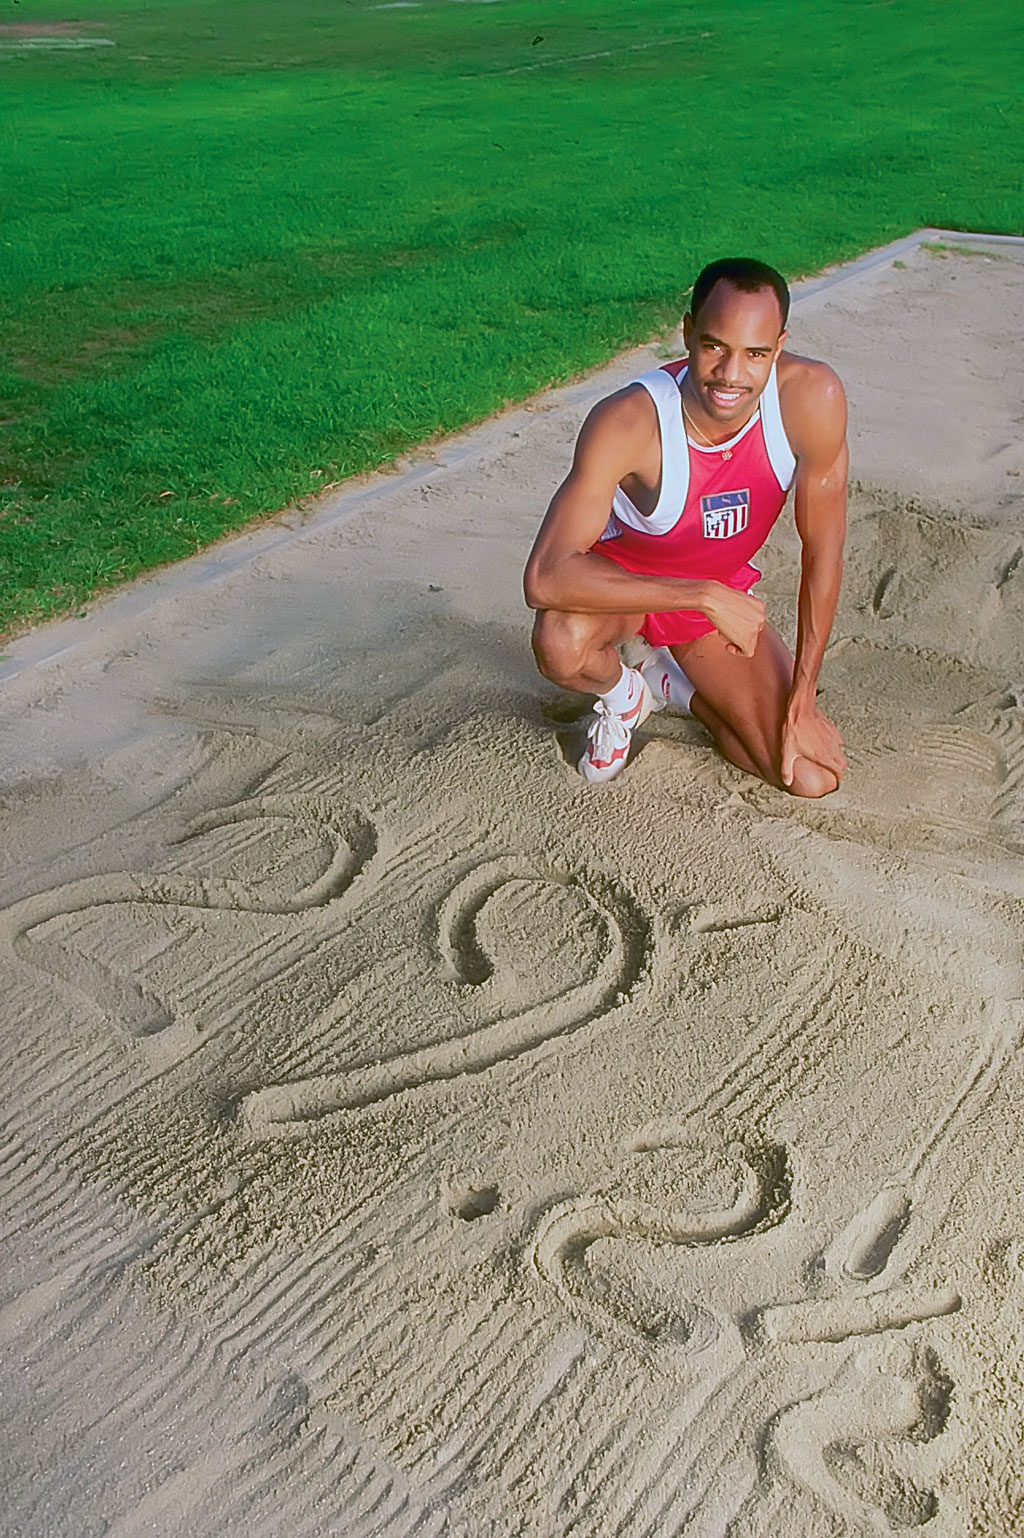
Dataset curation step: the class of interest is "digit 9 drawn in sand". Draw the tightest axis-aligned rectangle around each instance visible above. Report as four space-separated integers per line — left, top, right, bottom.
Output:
241 856 653 1137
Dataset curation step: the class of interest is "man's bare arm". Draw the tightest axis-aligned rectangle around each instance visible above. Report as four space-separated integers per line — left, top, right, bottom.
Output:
780 360 849 784
524 388 765 656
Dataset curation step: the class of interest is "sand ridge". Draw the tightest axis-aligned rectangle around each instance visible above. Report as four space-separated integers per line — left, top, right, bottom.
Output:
1 238 1024 1536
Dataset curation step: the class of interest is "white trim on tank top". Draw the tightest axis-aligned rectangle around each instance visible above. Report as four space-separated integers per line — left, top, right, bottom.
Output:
606 363 797 538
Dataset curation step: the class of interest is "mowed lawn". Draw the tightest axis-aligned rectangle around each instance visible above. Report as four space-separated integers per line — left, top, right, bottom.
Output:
1 0 1020 633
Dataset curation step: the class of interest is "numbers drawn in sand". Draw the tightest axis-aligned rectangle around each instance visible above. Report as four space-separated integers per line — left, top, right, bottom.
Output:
517 920 975 1532
242 857 653 1137
525 1127 963 1534
0 742 1002 1538
529 1135 960 1352
530 1138 792 1359
0 787 657 1128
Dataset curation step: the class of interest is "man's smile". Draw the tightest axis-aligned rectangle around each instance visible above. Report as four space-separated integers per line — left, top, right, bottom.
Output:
706 384 751 408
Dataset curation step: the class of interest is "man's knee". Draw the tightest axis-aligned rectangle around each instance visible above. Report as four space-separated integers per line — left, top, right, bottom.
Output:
531 610 599 687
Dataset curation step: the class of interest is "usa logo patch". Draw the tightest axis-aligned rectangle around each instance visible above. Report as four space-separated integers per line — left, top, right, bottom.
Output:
701 490 750 540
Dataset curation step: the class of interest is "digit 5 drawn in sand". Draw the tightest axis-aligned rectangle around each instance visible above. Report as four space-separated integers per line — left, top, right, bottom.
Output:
529 1139 791 1359
0 794 378 1040
241 858 653 1138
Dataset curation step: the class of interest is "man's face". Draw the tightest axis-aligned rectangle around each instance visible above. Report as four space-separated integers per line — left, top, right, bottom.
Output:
682 281 787 426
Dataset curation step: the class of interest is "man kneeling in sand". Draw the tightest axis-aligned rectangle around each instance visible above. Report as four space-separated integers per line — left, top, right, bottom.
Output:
524 257 848 797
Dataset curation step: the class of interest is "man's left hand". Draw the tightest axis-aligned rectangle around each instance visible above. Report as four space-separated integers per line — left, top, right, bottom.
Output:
781 699 847 788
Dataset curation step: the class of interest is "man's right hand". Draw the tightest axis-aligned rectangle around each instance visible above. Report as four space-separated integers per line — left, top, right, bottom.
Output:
703 584 766 657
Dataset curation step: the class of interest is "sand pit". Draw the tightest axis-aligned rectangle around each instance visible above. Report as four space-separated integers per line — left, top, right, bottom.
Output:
2 235 1023 1536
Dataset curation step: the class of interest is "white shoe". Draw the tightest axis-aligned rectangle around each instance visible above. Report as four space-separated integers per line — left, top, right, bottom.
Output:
640 647 695 714
578 669 661 783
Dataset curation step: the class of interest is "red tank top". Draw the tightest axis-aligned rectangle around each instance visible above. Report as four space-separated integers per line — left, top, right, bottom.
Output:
594 358 796 589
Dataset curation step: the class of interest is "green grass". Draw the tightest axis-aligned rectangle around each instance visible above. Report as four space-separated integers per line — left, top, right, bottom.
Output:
1 0 1021 633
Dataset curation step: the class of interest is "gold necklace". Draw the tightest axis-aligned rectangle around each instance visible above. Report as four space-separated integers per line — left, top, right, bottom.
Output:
681 399 732 461
681 381 754 463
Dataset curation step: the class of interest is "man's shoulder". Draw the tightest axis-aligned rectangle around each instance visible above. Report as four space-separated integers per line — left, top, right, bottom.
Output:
585 376 661 442
776 351 847 461
778 348 842 390
566 374 663 483
777 350 845 411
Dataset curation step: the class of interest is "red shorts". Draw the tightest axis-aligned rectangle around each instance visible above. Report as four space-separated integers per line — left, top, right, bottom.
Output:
640 607 717 647
638 571 760 649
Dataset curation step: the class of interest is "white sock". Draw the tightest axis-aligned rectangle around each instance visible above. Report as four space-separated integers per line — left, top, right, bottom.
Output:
598 663 640 714
643 647 695 712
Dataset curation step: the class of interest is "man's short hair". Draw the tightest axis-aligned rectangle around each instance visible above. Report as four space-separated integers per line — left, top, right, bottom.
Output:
690 258 790 331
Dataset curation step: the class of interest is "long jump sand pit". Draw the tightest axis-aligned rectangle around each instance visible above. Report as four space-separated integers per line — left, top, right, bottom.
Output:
2 237 1023 1537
